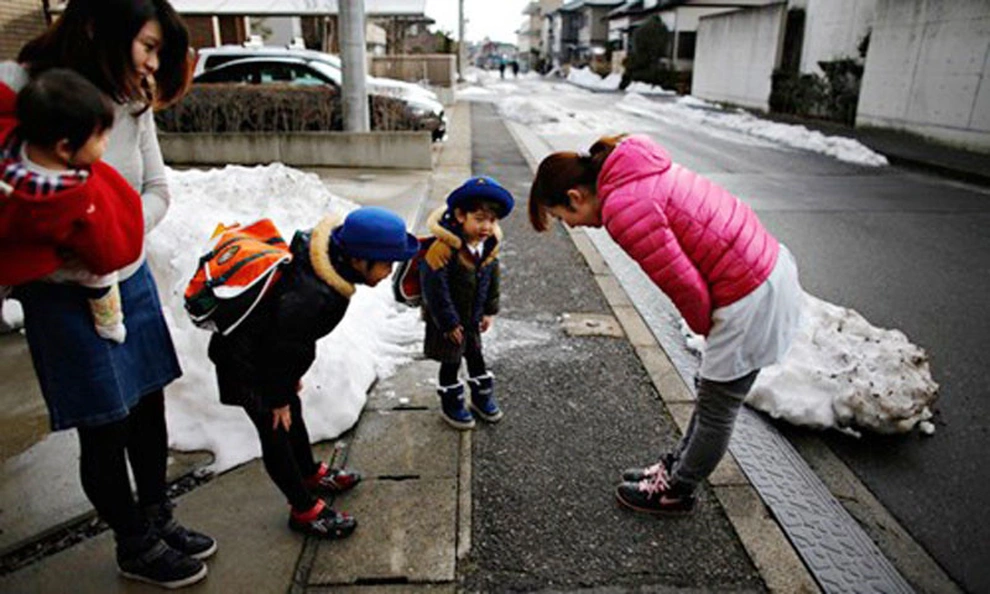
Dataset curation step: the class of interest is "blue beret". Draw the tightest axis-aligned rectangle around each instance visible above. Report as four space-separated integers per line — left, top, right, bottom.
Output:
446 176 514 218
331 206 419 261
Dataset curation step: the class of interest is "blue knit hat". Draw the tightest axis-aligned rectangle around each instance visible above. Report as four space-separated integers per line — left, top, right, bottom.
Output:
446 176 514 218
331 207 419 261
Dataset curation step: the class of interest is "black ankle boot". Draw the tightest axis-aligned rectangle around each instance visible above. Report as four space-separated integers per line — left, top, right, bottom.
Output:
146 500 218 560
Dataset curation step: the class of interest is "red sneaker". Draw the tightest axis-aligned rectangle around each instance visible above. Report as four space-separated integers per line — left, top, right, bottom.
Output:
304 462 362 494
288 500 357 539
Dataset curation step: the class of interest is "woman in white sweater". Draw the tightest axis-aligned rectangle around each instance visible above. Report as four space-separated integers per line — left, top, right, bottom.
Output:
1 0 214 588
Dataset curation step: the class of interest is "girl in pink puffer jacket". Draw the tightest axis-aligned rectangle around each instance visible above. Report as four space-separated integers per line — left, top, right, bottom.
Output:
529 134 803 515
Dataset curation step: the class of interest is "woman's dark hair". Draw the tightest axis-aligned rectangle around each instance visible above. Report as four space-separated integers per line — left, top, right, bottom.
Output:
16 68 115 152
528 134 626 231
18 0 191 109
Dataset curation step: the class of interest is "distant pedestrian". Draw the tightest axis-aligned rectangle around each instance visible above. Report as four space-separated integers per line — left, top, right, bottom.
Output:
0 68 144 346
420 177 514 430
499 58 506 79
207 207 418 538
511 59 520 78
528 134 804 514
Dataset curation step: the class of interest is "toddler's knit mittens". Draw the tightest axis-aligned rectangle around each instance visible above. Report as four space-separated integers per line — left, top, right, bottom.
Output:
90 283 127 344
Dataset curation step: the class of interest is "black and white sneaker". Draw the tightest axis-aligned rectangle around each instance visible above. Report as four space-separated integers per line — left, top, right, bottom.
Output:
288 500 357 540
118 540 207 589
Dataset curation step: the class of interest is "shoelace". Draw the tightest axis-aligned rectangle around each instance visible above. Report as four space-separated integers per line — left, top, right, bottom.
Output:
637 462 671 495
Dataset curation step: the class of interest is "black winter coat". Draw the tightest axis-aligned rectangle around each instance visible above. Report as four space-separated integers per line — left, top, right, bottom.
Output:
208 215 357 410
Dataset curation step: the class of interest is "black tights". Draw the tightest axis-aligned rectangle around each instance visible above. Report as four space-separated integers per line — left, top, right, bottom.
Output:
77 390 168 538
242 394 320 512
439 348 487 386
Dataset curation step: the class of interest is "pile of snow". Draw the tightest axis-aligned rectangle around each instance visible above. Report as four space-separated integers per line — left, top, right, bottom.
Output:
625 81 675 96
566 67 675 96
567 66 622 91
147 164 422 472
685 293 939 435
618 93 888 167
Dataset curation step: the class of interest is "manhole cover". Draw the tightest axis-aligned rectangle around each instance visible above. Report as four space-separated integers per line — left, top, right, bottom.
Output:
560 313 624 338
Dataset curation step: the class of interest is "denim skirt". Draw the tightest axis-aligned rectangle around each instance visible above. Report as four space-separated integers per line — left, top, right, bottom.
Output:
15 262 182 430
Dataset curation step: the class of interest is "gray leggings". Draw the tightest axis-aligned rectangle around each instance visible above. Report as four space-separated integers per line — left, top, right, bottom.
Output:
670 370 760 491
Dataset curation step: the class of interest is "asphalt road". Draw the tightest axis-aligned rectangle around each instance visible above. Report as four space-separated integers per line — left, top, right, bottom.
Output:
472 75 990 592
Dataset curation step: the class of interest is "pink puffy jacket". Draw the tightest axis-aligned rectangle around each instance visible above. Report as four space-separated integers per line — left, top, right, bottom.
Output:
599 135 778 336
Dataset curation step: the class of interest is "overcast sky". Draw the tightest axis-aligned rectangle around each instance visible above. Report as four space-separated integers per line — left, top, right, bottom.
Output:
424 0 532 44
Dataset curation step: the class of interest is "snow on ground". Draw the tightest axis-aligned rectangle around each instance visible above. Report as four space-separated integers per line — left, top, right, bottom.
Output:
463 66 886 167
618 93 888 166
147 164 424 472
567 66 673 96
683 293 938 436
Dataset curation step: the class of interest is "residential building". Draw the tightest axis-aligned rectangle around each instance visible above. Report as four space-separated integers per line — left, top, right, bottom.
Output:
47 0 432 55
516 2 542 69
606 0 768 72
548 0 623 68
0 0 48 61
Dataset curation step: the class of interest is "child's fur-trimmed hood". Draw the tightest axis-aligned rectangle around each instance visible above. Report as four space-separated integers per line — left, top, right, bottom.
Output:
424 206 502 271
309 213 356 299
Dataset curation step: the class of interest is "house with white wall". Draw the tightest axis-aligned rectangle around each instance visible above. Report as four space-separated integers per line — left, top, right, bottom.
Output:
856 0 989 152
605 0 769 73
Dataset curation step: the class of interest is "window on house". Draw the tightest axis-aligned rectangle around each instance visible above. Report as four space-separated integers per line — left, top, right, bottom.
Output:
677 31 696 60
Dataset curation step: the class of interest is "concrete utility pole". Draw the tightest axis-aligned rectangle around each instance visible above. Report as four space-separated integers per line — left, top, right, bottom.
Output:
339 0 369 132
458 0 466 81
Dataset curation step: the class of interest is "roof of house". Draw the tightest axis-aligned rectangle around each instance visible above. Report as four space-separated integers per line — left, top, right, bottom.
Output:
52 0 428 16
608 0 643 17
558 0 625 13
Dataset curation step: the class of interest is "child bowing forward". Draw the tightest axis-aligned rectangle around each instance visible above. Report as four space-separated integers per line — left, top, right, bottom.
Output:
208 207 419 538
421 177 514 430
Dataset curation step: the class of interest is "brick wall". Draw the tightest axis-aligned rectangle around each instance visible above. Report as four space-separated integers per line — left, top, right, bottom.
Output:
0 0 47 61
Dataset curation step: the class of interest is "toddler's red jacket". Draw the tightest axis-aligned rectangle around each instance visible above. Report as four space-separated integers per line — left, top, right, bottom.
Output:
0 81 145 286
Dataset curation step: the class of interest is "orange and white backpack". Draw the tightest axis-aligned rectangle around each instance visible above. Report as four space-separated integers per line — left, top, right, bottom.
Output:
184 219 293 335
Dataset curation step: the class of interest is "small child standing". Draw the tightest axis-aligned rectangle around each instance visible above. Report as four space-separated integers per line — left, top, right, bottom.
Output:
421 177 514 429
528 134 803 514
0 68 144 343
207 207 419 538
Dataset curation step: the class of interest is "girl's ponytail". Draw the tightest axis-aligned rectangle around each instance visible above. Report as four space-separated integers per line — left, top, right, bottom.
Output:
588 134 625 174
528 134 627 232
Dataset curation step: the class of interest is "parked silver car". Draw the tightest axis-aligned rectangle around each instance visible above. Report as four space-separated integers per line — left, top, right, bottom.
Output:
192 56 447 141
194 45 441 104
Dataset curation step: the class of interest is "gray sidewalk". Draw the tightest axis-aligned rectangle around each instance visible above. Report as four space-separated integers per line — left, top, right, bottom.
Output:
0 102 472 592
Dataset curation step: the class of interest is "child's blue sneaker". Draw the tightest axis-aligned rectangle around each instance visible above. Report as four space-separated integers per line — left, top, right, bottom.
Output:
467 372 503 423
438 382 475 430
